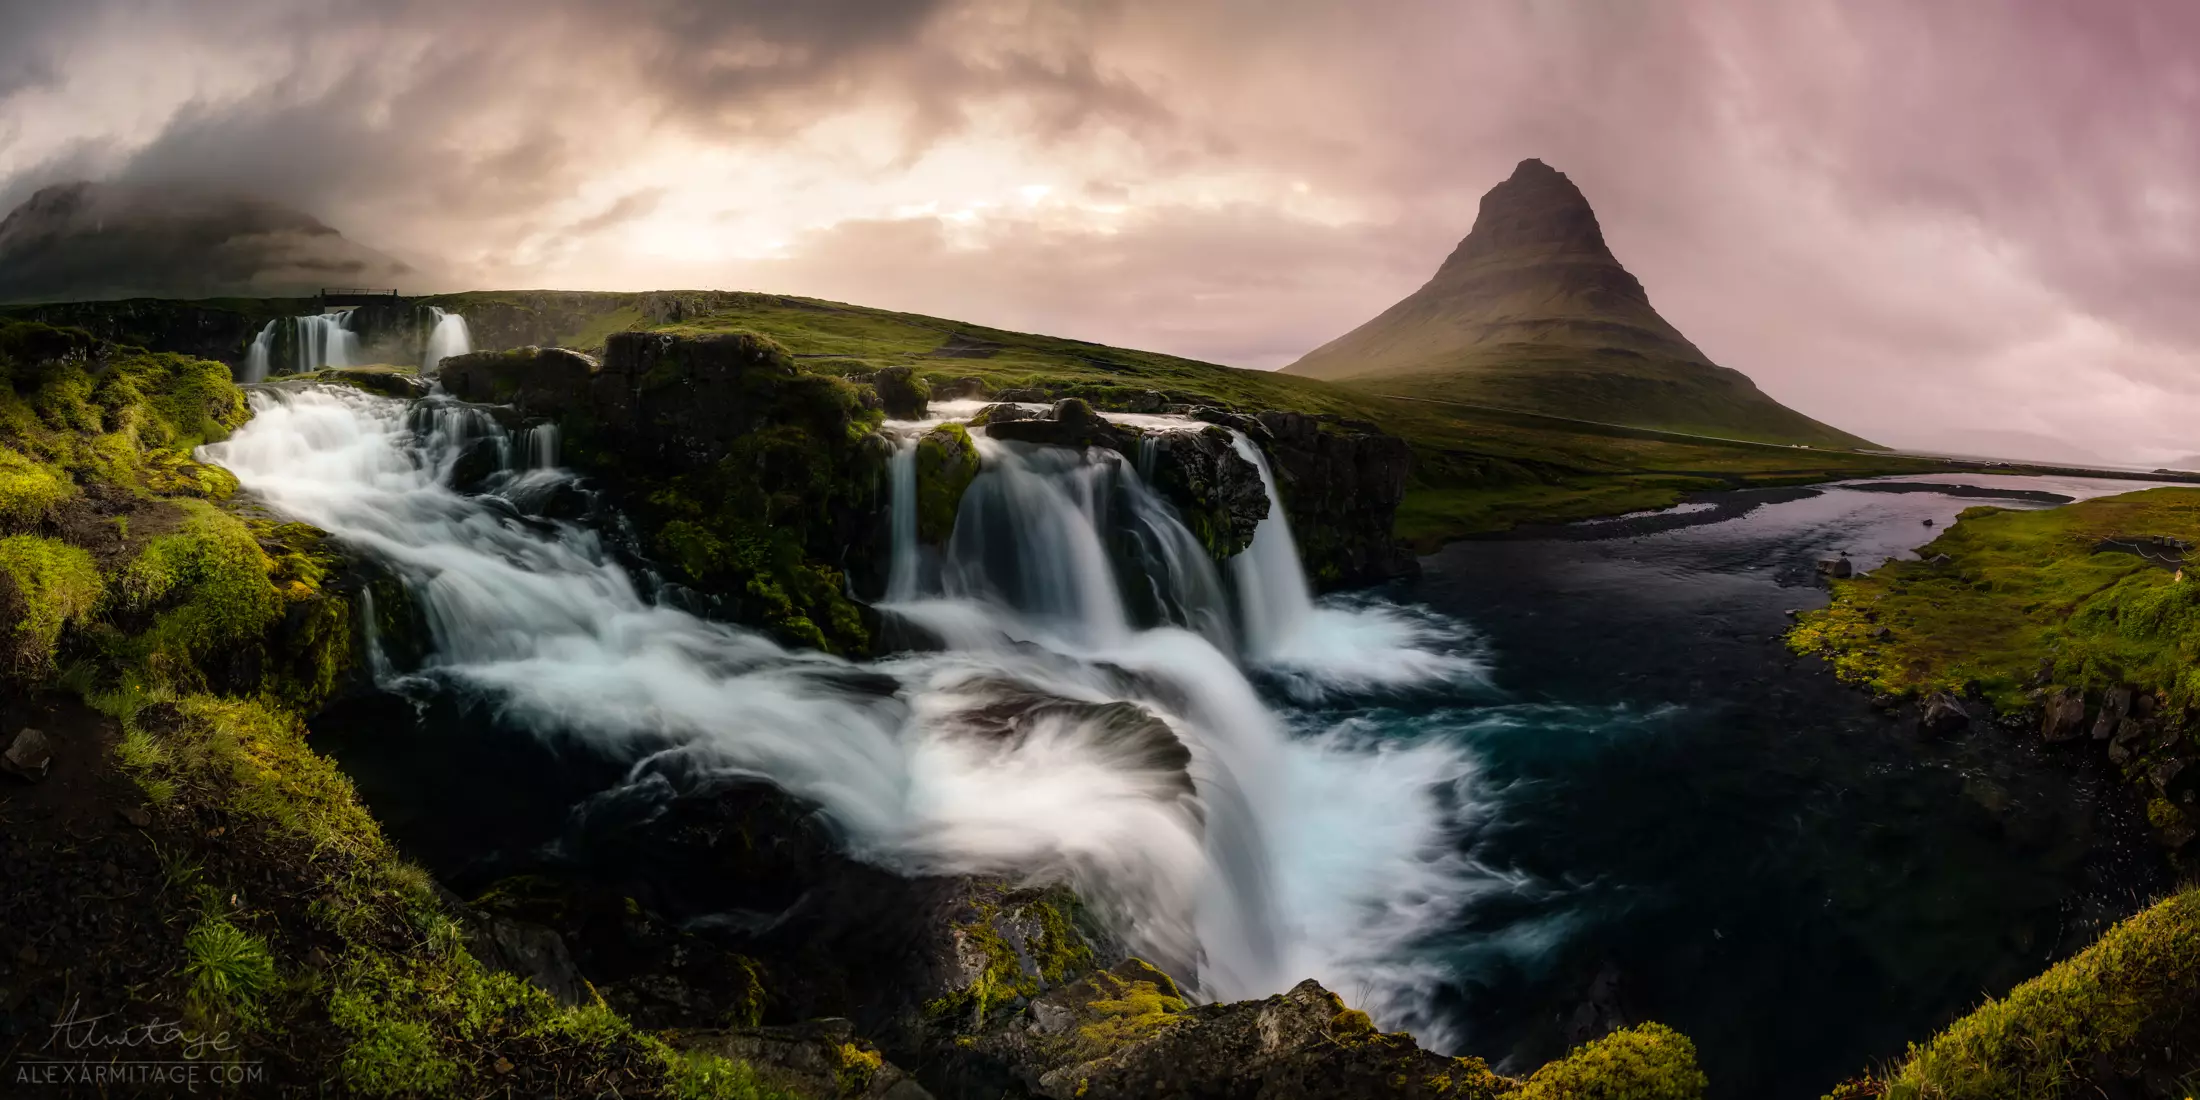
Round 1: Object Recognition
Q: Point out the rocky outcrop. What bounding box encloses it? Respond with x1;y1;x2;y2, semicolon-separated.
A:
1145;427;1268;560
962;959;1509;1100
874;366;931;420
439;333;887;654
1247;412;1415;589
914;424;980;545
984;399;1134;452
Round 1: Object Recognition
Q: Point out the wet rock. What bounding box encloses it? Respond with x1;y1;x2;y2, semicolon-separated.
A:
978;960;1507;1100
1146;426;1269;561
2040;689;2088;743
115;805;150;829
984;399;1133;451
1252;411;1415;589
1918;692;1972;736
972;402;1037;424
1125;390;1167;414
672;1019;933;1099
323;366;430;398
1816;553;1853;579
464;912;594;1008
874;366;931;420
2092;685;2135;741
1563;964;1632;1046
995;386;1052;403
2109;718;2153;766
448;437;503;493
2;728;51;781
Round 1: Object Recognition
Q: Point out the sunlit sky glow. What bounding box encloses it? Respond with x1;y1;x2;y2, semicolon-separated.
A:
3;0;2197;463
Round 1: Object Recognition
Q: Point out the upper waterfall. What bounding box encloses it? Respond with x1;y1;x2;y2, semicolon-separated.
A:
422;306;472;372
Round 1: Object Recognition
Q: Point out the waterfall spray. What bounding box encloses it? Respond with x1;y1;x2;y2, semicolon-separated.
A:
293;311;362;373
240;319;278;383
422;306;473;372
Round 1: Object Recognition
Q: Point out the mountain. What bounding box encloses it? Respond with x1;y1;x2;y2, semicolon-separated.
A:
0;181;414;304
1284;158;1873;448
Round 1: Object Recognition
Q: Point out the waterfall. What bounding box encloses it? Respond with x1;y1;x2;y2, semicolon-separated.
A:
422;306;473;372
200;386;1492;1036
240;319;278;383
885;437;921;602
1229;433;1315;658
518;422;559;469
293;311;362;373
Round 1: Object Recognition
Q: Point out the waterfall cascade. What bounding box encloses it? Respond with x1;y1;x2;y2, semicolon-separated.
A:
201;388;1491;1036
240;319;278;383
422;306;473;372
293;310;363;373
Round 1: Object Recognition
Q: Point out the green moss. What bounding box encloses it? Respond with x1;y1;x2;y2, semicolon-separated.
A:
0;444;73;529
1788;489;2200;711
116;500;285;675
927;886;1099;1030
0;533;101;677
1515;1022;1708;1100
913;422;980;544
1070;959;1189;1057
182;914;278;1025
836;1042;884;1094
1881;886;2200;1099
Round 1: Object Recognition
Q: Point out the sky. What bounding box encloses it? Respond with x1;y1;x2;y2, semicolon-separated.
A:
2;0;2197;463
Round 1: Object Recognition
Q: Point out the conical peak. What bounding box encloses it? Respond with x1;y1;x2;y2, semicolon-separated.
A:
1440;158;1612;272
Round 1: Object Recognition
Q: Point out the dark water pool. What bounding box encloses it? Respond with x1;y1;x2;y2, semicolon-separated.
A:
1381;476;2173;1096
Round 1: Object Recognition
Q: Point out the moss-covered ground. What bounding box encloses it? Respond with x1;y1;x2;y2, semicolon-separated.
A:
0;321;788;1097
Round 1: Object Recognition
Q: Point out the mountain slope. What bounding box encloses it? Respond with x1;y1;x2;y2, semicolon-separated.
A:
0;181;413;304
1284;159;1873;448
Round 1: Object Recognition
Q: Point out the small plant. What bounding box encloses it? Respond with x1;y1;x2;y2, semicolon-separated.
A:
182;915;277;1024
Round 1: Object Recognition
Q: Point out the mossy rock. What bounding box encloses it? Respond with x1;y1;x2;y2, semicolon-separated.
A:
914;423;980;545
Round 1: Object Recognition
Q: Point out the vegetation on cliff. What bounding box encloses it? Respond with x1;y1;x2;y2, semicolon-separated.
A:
0;321;783;1097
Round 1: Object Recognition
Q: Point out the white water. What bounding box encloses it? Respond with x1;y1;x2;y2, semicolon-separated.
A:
241;320;278;383
202;386;1496;1039
1227;434;1488;701
422;306;473;372
294;311;363;373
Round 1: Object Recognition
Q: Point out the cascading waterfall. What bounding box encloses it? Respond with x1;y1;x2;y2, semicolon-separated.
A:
1227;432;1487;700
240;319;278;383
1229;433;1315;658
293;310;363;373
422;306;473;372
885;437;922;602
201;386;1495;1040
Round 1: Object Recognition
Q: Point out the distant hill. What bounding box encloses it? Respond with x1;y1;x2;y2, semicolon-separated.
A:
1283;159;1874;448
0;181;413;304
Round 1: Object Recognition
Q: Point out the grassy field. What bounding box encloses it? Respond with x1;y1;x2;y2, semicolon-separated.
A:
1788;487;2200;711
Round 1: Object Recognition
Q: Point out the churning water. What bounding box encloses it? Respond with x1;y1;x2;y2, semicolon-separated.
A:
202;386;1498;1037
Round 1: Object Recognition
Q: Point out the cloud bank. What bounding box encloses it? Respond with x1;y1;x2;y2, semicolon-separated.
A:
1;0;2195;461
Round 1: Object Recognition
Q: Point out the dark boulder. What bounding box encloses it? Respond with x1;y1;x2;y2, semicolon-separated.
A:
2040;689;2089;742
933;376;990;400
971;402;1037;425
985;399;1134;452
1146;427;1269;561
875;366;931;420
2091;685;2135;740
1918;692;1972;736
